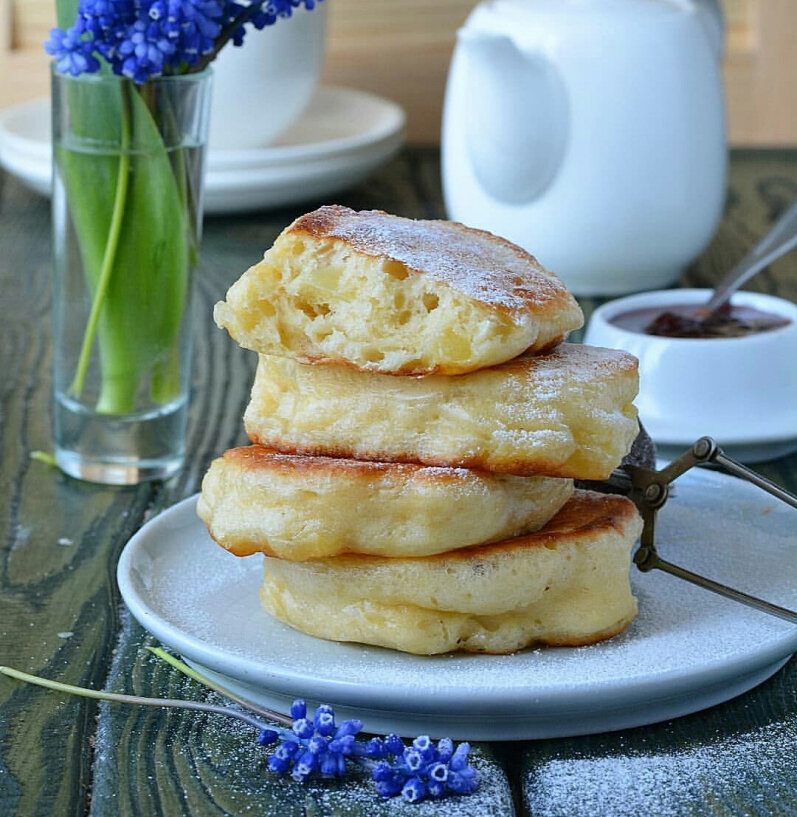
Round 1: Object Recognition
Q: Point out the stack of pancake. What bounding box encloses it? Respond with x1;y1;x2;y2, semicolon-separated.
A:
199;205;643;655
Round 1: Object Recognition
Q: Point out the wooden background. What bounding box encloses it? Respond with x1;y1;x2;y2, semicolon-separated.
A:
1;0;796;146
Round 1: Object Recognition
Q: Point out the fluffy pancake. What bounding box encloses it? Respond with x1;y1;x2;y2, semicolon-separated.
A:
244;343;639;480
198;446;573;560
259;490;643;655
213;205;583;376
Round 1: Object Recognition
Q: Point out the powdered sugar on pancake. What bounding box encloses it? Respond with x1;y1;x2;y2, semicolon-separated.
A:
290;205;581;317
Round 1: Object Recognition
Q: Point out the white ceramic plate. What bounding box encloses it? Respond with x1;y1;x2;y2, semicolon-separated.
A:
117;468;796;741
0;87;405;213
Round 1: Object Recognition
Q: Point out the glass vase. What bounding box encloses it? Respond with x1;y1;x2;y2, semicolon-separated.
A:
51;69;212;485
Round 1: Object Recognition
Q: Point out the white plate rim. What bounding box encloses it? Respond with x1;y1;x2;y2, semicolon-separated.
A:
207;86;406;169
0;98;51;160
0;87;406;212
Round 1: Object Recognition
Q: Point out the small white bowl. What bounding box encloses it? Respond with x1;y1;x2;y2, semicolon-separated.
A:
584;289;797;463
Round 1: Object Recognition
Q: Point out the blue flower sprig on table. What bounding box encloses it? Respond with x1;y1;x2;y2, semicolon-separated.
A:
257;699;478;802
257;699;365;781
0;652;478;805
45;0;322;83
367;733;479;802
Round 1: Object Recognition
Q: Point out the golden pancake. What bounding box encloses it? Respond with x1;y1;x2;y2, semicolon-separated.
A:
259;491;642;655
244;343;639;480
198;446;573;560
213;205;583;376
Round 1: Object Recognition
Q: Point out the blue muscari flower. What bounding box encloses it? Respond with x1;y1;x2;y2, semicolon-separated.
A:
62;0;227;82
412;735;436;761
292;717;315;739
264;700;364;782
448;767;479;795
118;18;176;82
44;19;101;76
306;735;326;754
404;748;424;772
77;0;135;63
256;728;279;746
428;761;448;783
268;739;299;774
256;700;478;802
48;0;323;80
427;779;446;798
219;1;248;26
148;1;166;22
173;0;223;56
313;703;336;736
79;0;133;38
319;753;339;777
223;0;322;47
372;762;405;799
130;0;222;71
384;733;405;754
372;762;396;783
450;741;472;771
329;733;362;756
402;776;427;804
365;736;387;758
436;736;454;761
369;734;478;803
292;749;318;782
334;719;362;739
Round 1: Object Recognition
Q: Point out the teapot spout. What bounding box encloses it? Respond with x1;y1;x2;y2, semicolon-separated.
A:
456;28;568;205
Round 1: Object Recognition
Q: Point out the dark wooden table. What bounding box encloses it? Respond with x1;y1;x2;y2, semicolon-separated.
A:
1;149;795;817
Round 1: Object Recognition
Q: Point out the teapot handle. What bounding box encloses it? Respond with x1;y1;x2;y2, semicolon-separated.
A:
459;29;569;205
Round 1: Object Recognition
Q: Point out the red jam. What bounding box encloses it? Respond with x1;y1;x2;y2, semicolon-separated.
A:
610;302;791;338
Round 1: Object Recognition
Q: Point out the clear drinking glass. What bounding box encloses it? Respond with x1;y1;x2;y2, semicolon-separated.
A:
51;69;211;484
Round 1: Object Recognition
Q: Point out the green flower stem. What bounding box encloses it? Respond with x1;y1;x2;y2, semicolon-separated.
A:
0;665;267;732
146;647;292;727
69;82;131;404
149;341;182;405
29;450;57;466
148;97;194;408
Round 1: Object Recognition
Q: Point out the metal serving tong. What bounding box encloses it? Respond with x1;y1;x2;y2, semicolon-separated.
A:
610;437;797;624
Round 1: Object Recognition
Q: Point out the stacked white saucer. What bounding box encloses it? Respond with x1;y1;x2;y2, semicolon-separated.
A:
0;87;405;214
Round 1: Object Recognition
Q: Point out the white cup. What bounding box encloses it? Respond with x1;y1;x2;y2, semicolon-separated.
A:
209;4;327;150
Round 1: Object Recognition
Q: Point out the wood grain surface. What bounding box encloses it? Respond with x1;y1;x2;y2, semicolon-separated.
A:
0;149;794;817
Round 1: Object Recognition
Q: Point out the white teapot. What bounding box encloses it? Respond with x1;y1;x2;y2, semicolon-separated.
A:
442;0;726;295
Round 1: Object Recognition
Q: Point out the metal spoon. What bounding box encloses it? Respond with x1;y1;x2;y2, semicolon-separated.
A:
704;198;797;314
